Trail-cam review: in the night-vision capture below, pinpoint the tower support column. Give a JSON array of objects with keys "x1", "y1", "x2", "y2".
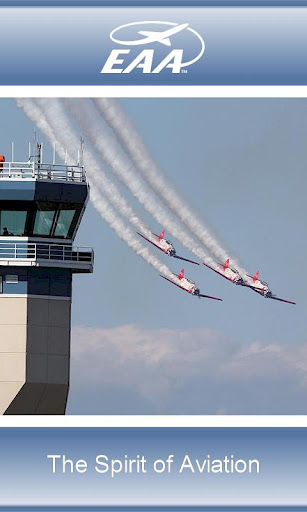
[{"x1": 0, "y1": 296, "x2": 71, "y2": 415}]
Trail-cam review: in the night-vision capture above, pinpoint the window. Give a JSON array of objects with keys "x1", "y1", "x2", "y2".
[
  {"x1": 34, "y1": 202, "x2": 79, "y2": 238},
  {"x1": 54, "y1": 209, "x2": 76, "y2": 237},
  {"x1": 0, "y1": 210, "x2": 27, "y2": 236},
  {"x1": 0, "y1": 201, "x2": 82, "y2": 239},
  {"x1": 0, "y1": 276, "x2": 2, "y2": 293},
  {"x1": 33, "y1": 207, "x2": 56, "y2": 236}
]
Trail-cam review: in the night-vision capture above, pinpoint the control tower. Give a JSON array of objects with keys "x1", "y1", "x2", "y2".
[{"x1": 0, "y1": 144, "x2": 93, "y2": 414}]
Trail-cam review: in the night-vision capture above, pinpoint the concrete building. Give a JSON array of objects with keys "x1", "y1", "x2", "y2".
[{"x1": 0, "y1": 145, "x2": 93, "y2": 414}]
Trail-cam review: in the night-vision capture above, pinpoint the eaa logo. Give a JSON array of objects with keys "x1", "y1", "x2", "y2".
[{"x1": 101, "y1": 21, "x2": 205, "y2": 74}]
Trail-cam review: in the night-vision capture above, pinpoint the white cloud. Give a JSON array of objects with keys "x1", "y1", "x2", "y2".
[{"x1": 68, "y1": 325, "x2": 307, "y2": 414}]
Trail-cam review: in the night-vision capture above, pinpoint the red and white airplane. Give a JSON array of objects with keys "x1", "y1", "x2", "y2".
[
  {"x1": 204, "y1": 258, "x2": 296, "y2": 305},
  {"x1": 160, "y1": 268, "x2": 223, "y2": 301},
  {"x1": 242, "y1": 271, "x2": 296, "y2": 305},
  {"x1": 203, "y1": 258, "x2": 244, "y2": 285},
  {"x1": 137, "y1": 230, "x2": 199, "y2": 265}
]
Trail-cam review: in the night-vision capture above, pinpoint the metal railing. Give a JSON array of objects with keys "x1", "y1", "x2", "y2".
[
  {"x1": 0, "y1": 241, "x2": 93, "y2": 265},
  {"x1": 0, "y1": 161, "x2": 86, "y2": 183}
]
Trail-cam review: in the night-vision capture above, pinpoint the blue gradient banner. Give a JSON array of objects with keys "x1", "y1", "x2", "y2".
[
  {"x1": 0, "y1": 6, "x2": 307, "y2": 84},
  {"x1": 0, "y1": 428, "x2": 306, "y2": 507}
]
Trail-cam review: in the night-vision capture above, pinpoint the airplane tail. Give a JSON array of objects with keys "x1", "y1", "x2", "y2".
[
  {"x1": 222, "y1": 258, "x2": 230, "y2": 270},
  {"x1": 253, "y1": 271, "x2": 259, "y2": 282},
  {"x1": 178, "y1": 268, "x2": 185, "y2": 279},
  {"x1": 158, "y1": 229, "x2": 166, "y2": 240}
]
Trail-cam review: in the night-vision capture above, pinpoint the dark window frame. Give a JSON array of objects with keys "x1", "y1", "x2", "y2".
[{"x1": 0, "y1": 201, "x2": 83, "y2": 239}]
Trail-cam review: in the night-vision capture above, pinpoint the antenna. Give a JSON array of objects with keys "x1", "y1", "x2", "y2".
[
  {"x1": 80, "y1": 136, "x2": 84, "y2": 166},
  {"x1": 11, "y1": 142, "x2": 14, "y2": 162},
  {"x1": 28, "y1": 142, "x2": 31, "y2": 161},
  {"x1": 33, "y1": 129, "x2": 37, "y2": 161}
]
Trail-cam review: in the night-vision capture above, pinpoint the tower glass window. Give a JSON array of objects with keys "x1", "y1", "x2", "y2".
[
  {"x1": 33, "y1": 207, "x2": 56, "y2": 236},
  {"x1": 0, "y1": 201, "x2": 82, "y2": 239},
  {"x1": 54, "y1": 209, "x2": 76, "y2": 237},
  {"x1": 0, "y1": 211, "x2": 27, "y2": 236}
]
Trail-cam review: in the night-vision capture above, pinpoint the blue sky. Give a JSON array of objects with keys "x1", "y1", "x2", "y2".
[{"x1": 1, "y1": 98, "x2": 306, "y2": 413}]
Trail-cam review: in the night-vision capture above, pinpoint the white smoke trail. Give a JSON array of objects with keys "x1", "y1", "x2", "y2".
[
  {"x1": 16, "y1": 98, "x2": 179, "y2": 283},
  {"x1": 19, "y1": 98, "x2": 154, "y2": 241},
  {"x1": 63, "y1": 98, "x2": 221, "y2": 271},
  {"x1": 86, "y1": 186, "x2": 180, "y2": 283},
  {"x1": 93, "y1": 98, "x2": 248, "y2": 277}
]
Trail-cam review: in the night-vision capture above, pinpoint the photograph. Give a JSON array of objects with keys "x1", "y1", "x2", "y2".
[{"x1": 0, "y1": 97, "x2": 305, "y2": 415}]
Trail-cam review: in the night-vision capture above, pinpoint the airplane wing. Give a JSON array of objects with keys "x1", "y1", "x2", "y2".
[
  {"x1": 138, "y1": 24, "x2": 189, "y2": 46},
  {"x1": 139, "y1": 232, "x2": 199, "y2": 265},
  {"x1": 173, "y1": 255, "x2": 200, "y2": 265},
  {"x1": 203, "y1": 262, "x2": 236, "y2": 283},
  {"x1": 268, "y1": 296, "x2": 296, "y2": 305},
  {"x1": 160, "y1": 276, "x2": 223, "y2": 301},
  {"x1": 138, "y1": 31, "x2": 171, "y2": 46},
  {"x1": 137, "y1": 232, "x2": 165, "y2": 253},
  {"x1": 243, "y1": 285, "x2": 296, "y2": 305},
  {"x1": 160, "y1": 275, "x2": 187, "y2": 292},
  {"x1": 198, "y1": 293, "x2": 223, "y2": 301},
  {"x1": 240, "y1": 281, "x2": 259, "y2": 290}
]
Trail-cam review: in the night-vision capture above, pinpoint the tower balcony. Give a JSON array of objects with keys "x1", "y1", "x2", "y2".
[
  {"x1": 0, "y1": 161, "x2": 86, "y2": 183},
  {"x1": 0, "y1": 240, "x2": 93, "y2": 273}
]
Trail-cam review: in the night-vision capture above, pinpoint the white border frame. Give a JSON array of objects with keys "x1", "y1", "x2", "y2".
[
  {"x1": 1, "y1": 84, "x2": 306, "y2": 428},
  {"x1": 1, "y1": 415, "x2": 307, "y2": 427},
  {"x1": 1, "y1": 85, "x2": 307, "y2": 97}
]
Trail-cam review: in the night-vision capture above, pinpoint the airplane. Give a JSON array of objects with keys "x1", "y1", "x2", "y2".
[
  {"x1": 160, "y1": 268, "x2": 223, "y2": 301},
  {"x1": 129, "y1": 23, "x2": 190, "y2": 47},
  {"x1": 203, "y1": 258, "x2": 244, "y2": 285},
  {"x1": 204, "y1": 258, "x2": 296, "y2": 305},
  {"x1": 137, "y1": 230, "x2": 199, "y2": 265},
  {"x1": 241, "y1": 271, "x2": 296, "y2": 305}
]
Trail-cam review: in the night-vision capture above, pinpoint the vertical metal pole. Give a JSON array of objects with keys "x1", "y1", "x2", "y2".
[
  {"x1": 80, "y1": 137, "x2": 84, "y2": 166},
  {"x1": 33, "y1": 130, "x2": 37, "y2": 162},
  {"x1": 11, "y1": 142, "x2": 14, "y2": 162}
]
